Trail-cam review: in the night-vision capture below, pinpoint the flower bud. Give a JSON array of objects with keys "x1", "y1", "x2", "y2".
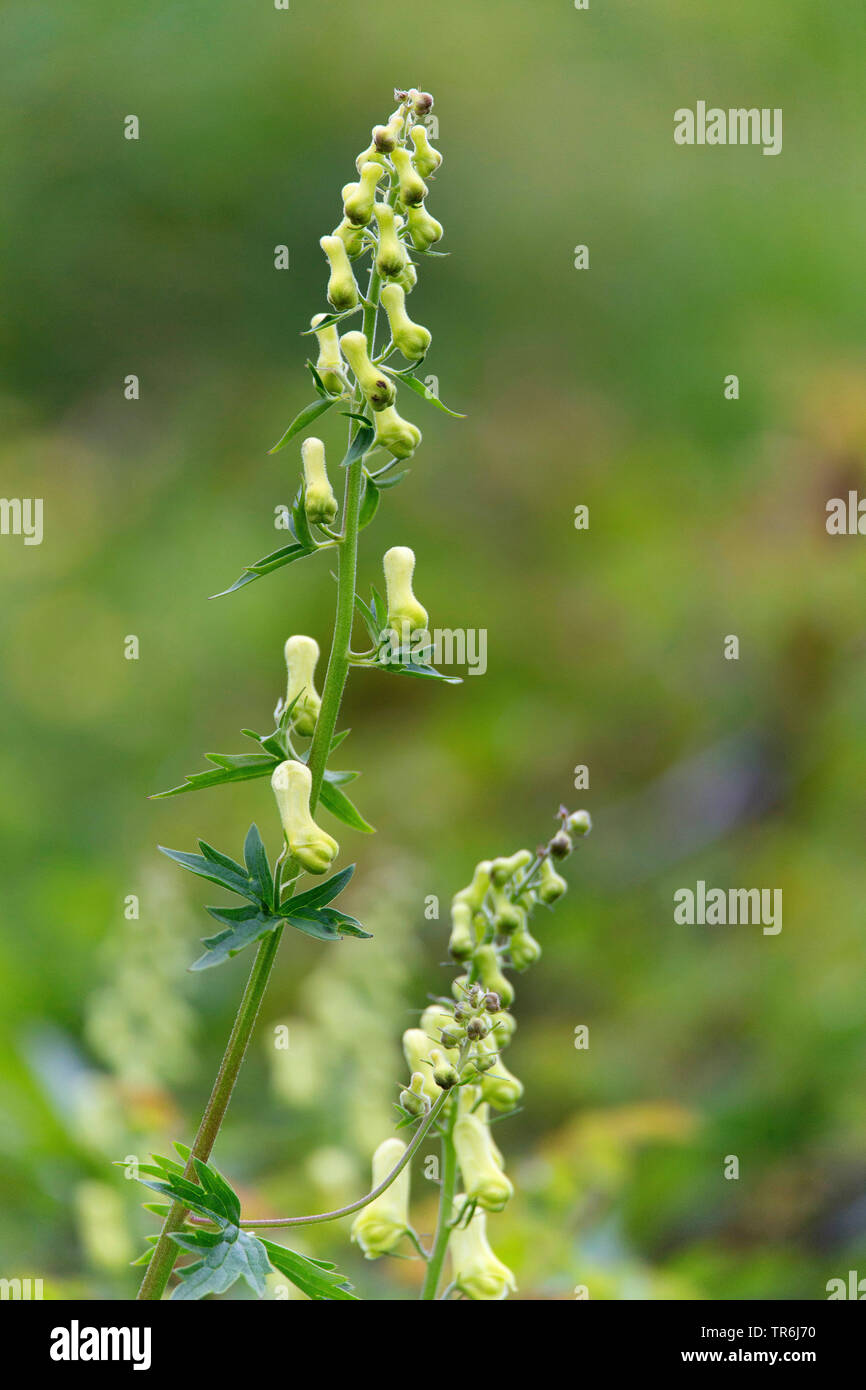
[
  {"x1": 484, "y1": 992, "x2": 501, "y2": 1014},
  {"x1": 466, "y1": 1015, "x2": 490, "y2": 1040},
  {"x1": 419, "y1": 1004, "x2": 460, "y2": 1054},
  {"x1": 300, "y1": 437, "x2": 338, "y2": 527},
  {"x1": 371, "y1": 124, "x2": 397, "y2": 153},
  {"x1": 549, "y1": 830, "x2": 573, "y2": 860},
  {"x1": 491, "y1": 850, "x2": 533, "y2": 887},
  {"x1": 472, "y1": 945, "x2": 514, "y2": 1007},
  {"x1": 431, "y1": 1047, "x2": 460, "y2": 1090},
  {"x1": 391, "y1": 146, "x2": 428, "y2": 208},
  {"x1": 354, "y1": 141, "x2": 388, "y2": 174},
  {"x1": 350, "y1": 1138, "x2": 410, "y2": 1258},
  {"x1": 383, "y1": 545, "x2": 428, "y2": 636},
  {"x1": 409, "y1": 124, "x2": 442, "y2": 177},
  {"x1": 490, "y1": 887, "x2": 524, "y2": 936},
  {"x1": 339, "y1": 330, "x2": 396, "y2": 412},
  {"x1": 331, "y1": 217, "x2": 367, "y2": 259},
  {"x1": 537, "y1": 856, "x2": 568, "y2": 904},
  {"x1": 454, "y1": 1111, "x2": 514, "y2": 1212},
  {"x1": 283, "y1": 631, "x2": 323, "y2": 734},
  {"x1": 380, "y1": 282, "x2": 431, "y2": 361},
  {"x1": 481, "y1": 1056, "x2": 523, "y2": 1111},
  {"x1": 372, "y1": 202, "x2": 409, "y2": 279},
  {"x1": 448, "y1": 900, "x2": 475, "y2": 961},
  {"x1": 395, "y1": 260, "x2": 418, "y2": 295},
  {"x1": 399, "y1": 1071, "x2": 429, "y2": 1116},
  {"x1": 408, "y1": 90, "x2": 434, "y2": 119},
  {"x1": 448, "y1": 1198, "x2": 516, "y2": 1300},
  {"x1": 373, "y1": 404, "x2": 422, "y2": 459},
  {"x1": 509, "y1": 921, "x2": 541, "y2": 972},
  {"x1": 402, "y1": 1028, "x2": 441, "y2": 1103},
  {"x1": 271, "y1": 759, "x2": 339, "y2": 875},
  {"x1": 489, "y1": 1010, "x2": 516, "y2": 1044},
  {"x1": 568, "y1": 809, "x2": 592, "y2": 837},
  {"x1": 341, "y1": 161, "x2": 385, "y2": 226},
  {"x1": 469, "y1": 1032, "x2": 498, "y2": 1075},
  {"x1": 320, "y1": 234, "x2": 359, "y2": 311},
  {"x1": 406, "y1": 202, "x2": 444, "y2": 251},
  {"x1": 454, "y1": 860, "x2": 493, "y2": 913},
  {"x1": 310, "y1": 314, "x2": 348, "y2": 395}
]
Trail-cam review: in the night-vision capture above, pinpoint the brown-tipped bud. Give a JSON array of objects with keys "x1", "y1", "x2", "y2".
[
  {"x1": 340, "y1": 329, "x2": 396, "y2": 412},
  {"x1": 467, "y1": 1015, "x2": 490, "y2": 1041},
  {"x1": 372, "y1": 123, "x2": 396, "y2": 153},
  {"x1": 399, "y1": 1071, "x2": 430, "y2": 1116},
  {"x1": 408, "y1": 88, "x2": 434, "y2": 117},
  {"x1": 483, "y1": 991, "x2": 501, "y2": 1013},
  {"x1": 549, "y1": 831, "x2": 573, "y2": 860},
  {"x1": 431, "y1": 1048, "x2": 460, "y2": 1090}
]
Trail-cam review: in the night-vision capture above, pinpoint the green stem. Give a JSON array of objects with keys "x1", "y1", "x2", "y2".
[
  {"x1": 193, "y1": 1089, "x2": 447, "y2": 1231},
  {"x1": 137, "y1": 239, "x2": 388, "y2": 1303},
  {"x1": 420, "y1": 1095, "x2": 459, "y2": 1299},
  {"x1": 136, "y1": 922, "x2": 284, "y2": 1299}
]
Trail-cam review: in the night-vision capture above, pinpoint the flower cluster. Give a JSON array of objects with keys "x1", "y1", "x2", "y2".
[
  {"x1": 299, "y1": 86, "x2": 443, "y2": 537},
  {"x1": 351, "y1": 806, "x2": 592, "y2": 1298}
]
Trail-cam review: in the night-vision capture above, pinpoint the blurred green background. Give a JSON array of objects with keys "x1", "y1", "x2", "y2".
[{"x1": 2, "y1": 0, "x2": 865, "y2": 1299}]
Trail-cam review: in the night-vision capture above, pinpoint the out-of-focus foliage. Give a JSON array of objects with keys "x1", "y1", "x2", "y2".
[{"x1": 1, "y1": 0, "x2": 864, "y2": 1299}]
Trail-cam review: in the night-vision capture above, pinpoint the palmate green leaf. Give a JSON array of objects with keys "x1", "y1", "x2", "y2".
[
  {"x1": 366, "y1": 647, "x2": 463, "y2": 684},
  {"x1": 193, "y1": 905, "x2": 282, "y2": 971},
  {"x1": 311, "y1": 906, "x2": 371, "y2": 938},
  {"x1": 159, "y1": 842, "x2": 256, "y2": 900},
  {"x1": 268, "y1": 397, "x2": 335, "y2": 454},
  {"x1": 282, "y1": 903, "x2": 371, "y2": 943},
  {"x1": 191, "y1": 863, "x2": 368, "y2": 964},
  {"x1": 243, "y1": 823, "x2": 274, "y2": 909},
  {"x1": 281, "y1": 910, "x2": 341, "y2": 941},
  {"x1": 286, "y1": 863, "x2": 355, "y2": 913},
  {"x1": 151, "y1": 725, "x2": 359, "y2": 807},
  {"x1": 191, "y1": 1155, "x2": 241, "y2": 1223},
  {"x1": 132, "y1": 1149, "x2": 359, "y2": 1300},
  {"x1": 260, "y1": 1240, "x2": 358, "y2": 1301},
  {"x1": 170, "y1": 1226, "x2": 272, "y2": 1301}
]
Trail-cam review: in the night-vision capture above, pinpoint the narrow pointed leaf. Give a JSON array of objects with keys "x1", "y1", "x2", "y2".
[
  {"x1": 151, "y1": 753, "x2": 279, "y2": 799},
  {"x1": 212, "y1": 540, "x2": 324, "y2": 598},
  {"x1": 319, "y1": 777, "x2": 374, "y2": 833},
  {"x1": 158, "y1": 846, "x2": 255, "y2": 900},
  {"x1": 286, "y1": 864, "x2": 355, "y2": 913},
  {"x1": 385, "y1": 370, "x2": 465, "y2": 416},
  {"x1": 260, "y1": 1240, "x2": 358, "y2": 1301},
  {"x1": 268, "y1": 398, "x2": 335, "y2": 454}
]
